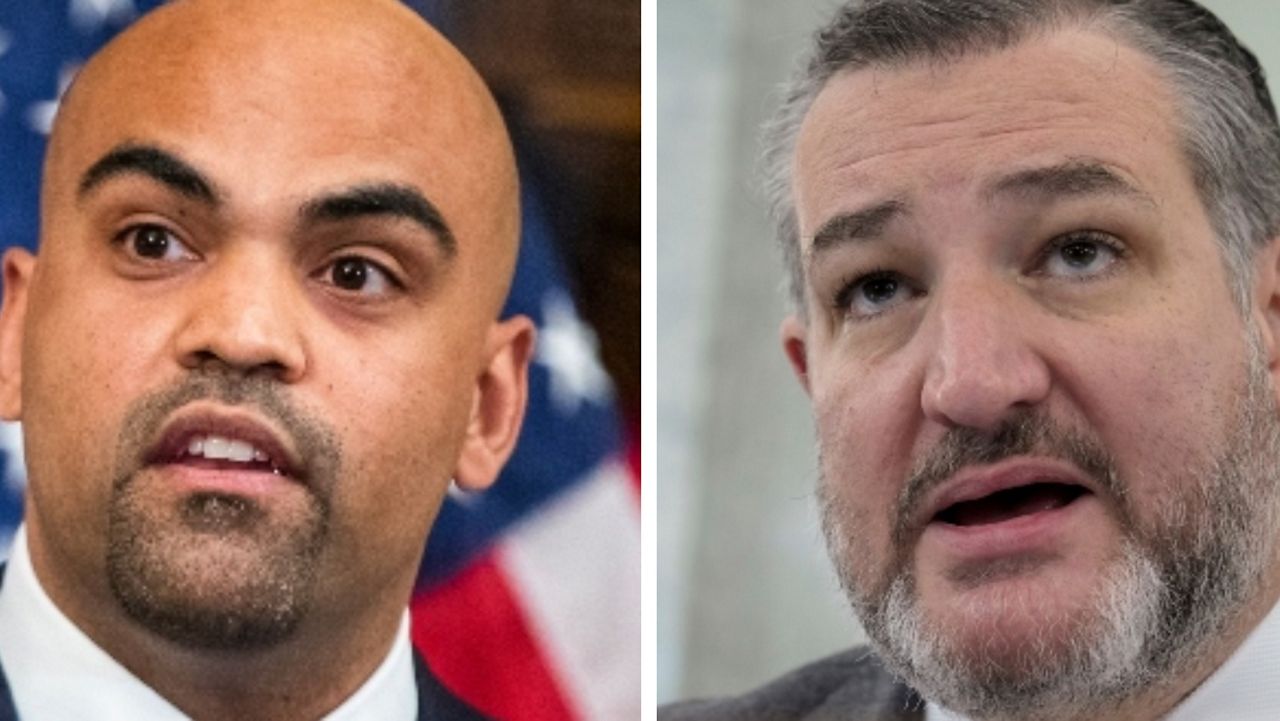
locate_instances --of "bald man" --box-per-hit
[0,0,533,719]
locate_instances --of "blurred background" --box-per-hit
[657,0,1280,706]
[436,0,640,424]
[0,2,638,720]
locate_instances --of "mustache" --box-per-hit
[891,411,1125,546]
[113,369,341,495]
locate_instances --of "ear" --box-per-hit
[453,315,536,492]
[0,249,35,421]
[780,314,812,397]
[1255,236,1280,376]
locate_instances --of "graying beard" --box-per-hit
[821,349,1280,720]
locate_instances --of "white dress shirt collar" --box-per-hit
[0,525,417,720]
[926,595,1280,721]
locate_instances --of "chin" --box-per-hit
[924,557,1115,661]
[927,590,1107,674]
[106,479,332,651]
[858,543,1166,721]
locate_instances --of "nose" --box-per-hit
[171,248,308,382]
[920,281,1051,431]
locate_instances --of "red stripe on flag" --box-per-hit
[410,554,577,721]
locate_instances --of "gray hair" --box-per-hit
[763,0,1280,312]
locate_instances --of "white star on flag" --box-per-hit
[27,63,81,135]
[534,290,612,415]
[0,422,24,495]
[70,0,137,33]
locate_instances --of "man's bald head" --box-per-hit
[0,4,536,713]
[44,0,520,315]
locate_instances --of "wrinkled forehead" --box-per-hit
[791,27,1186,238]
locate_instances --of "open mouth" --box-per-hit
[173,434,287,476]
[146,412,300,481]
[933,482,1088,527]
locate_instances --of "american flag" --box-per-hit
[0,2,640,719]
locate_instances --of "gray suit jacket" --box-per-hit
[661,648,925,721]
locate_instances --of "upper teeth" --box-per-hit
[187,435,270,464]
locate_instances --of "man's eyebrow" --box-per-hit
[810,199,907,255]
[78,143,219,204]
[984,160,1155,206]
[299,183,456,257]
[805,162,1152,266]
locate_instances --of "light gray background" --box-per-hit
[657,0,1280,705]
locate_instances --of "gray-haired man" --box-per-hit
[665,1,1280,719]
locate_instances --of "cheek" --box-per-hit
[24,282,137,435]
[25,256,176,416]
[317,337,477,547]
[811,364,915,584]
[1068,313,1249,505]
[17,285,168,569]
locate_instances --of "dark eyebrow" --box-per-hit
[805,161,1151,271]
[299,183,456,257]
[78,143,219,204]
[984,160,1154,206]
[810,199,907,256]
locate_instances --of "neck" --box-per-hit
[107,606,404,721]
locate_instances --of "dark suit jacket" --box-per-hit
[0,562,488,720]
[411,650,491,720]
[661,648,926,721]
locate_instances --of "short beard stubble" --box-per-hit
[107,370,341,651]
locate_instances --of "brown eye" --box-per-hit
[332,258,369,290]
[320,256,398,297]
[118,224,196,262]
[135,226,170,258]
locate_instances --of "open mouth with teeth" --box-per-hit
[179,435,286,476]
[146,413,299,482]
[933,483,1089,527]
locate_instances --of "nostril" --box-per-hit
[190,351,290,380]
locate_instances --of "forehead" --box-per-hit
[46,7,510,245]
[792,27,1188,238]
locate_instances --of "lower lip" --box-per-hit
[919,492,1098,559]
[148,463,298,498]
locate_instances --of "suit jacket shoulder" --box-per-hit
[413,650,491,721]
[660,647,925,721]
